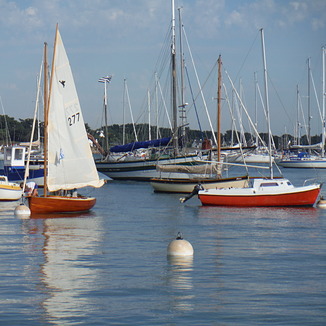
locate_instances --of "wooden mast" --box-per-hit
[43,41,48,197]
[44,24,59,196]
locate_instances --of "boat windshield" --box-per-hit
[260,182,279,187]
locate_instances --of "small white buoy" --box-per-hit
[167,232,194,257]
[316,196,326,208]
[14,203,31,218]
[317,200,326,208]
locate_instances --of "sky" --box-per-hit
[0,0,325,138]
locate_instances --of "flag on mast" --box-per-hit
[98,76,112,83]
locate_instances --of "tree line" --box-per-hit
[0,115,322,151]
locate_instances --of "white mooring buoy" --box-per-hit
[167,232,194,257]
[317,196,326,209]
[14,203,31,218]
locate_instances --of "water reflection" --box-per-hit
[29,211,96,219]
[197,205,320,221]
[21,215,104,325]
[167,255,194,312]
[0,201,21,217]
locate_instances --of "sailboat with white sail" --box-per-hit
[27,25,104,214]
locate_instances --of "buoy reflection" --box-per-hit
[167,255,194,311]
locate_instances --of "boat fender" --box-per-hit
[167,232,194,257]
[179,184,204,203]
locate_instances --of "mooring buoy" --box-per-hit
[167,232,194,257]
[14,203,31,218]
[317,196,326,209]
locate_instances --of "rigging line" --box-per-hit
[153,24,172,78]
[185,56,218,111]
[0,96,12,145]
[124,80,138,141]
[256,82,277,150]
[234,30,260,83]
[182,25,217,145]
[223,83,249,175]
[310,69,322,123]
[298,90,309,140]
[157,77,172,131]
[267,74,293,126]
[184,65,204,140]
[225,69,266,147]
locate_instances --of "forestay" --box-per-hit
[47,29,104,192]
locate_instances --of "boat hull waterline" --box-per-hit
[27,196,96,214]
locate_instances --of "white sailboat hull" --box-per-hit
[0,176,22,201]
[0,186,22,201]
[278,158,326,168]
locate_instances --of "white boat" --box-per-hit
[0,175,22,201]
[228,151,273,164]
[278,153,326,168]
[182,29,322,207]
[197,177,321,207]
[1,146,44,185]
[27,25,104,214]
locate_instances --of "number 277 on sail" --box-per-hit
[67,112,80,126]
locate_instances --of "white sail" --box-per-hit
[47,28,104,192]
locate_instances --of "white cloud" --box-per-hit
[311,18,324,31]
[1,2,42,28]
[225,10,246,28]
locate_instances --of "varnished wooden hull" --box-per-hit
[27,195,96,214]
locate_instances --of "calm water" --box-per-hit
[1,168,326,325]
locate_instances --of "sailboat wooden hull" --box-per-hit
[198,178,321,207]
[27,196,96,214]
